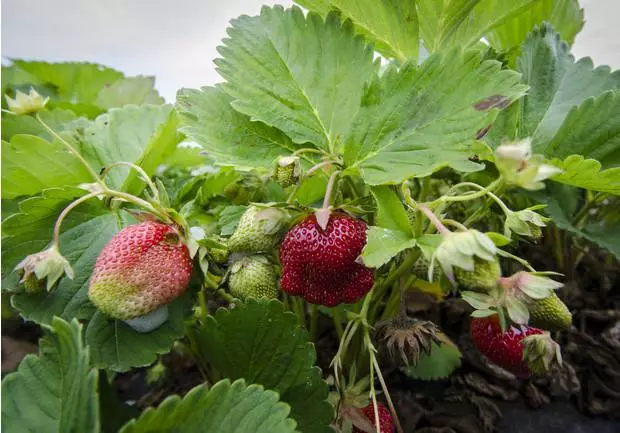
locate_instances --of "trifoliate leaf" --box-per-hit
[1,318,99,433]
[1,134,92,199]
[402,338,462,381]
[119,379,297,433]
[215,6,379,151]
[177,86,299,170]
[516,24,620,153]
[344,50,526,184]
[295,0,419,61]
[186,299,333,433]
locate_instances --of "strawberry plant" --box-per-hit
[2,1,619,432]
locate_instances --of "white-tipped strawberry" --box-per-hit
[88,221,192,332]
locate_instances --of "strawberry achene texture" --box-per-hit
[280,214,373,306]
[353,402,394,433]
[470,315,543,378]
[88,221,192,320]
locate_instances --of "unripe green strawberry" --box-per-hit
[228,255,279,300]
[273,156,301,188]
[227,206,287,253]
[454,257,501,293]
[529,292,572,331]
[412,258,441,282]
[407,208,416,228]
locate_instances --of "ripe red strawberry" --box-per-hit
[279,213,373,306]
[280,213,367,271]
[88,221,192,320]
[470,315,543,378]
[280,262,373,306]
[353,402,394,433]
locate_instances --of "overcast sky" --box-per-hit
[2,0,619,102]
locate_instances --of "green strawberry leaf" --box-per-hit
[1,108,79,141]
[417,0,480,52]
[119,379,298,433]
[81,104,180,195]
[543,91,620,168]
[95,76,165,108]
[177,86,298,170]
[85,294,190,372]
[295,0,419,62]
[401,339,462,381]
[12,60,124,105]
[219,205,249,236]
[535,184,620,258]
[516,24,620,154]
[186,299,333,433]
[371,186,411,234]
[486,0,584,51]
[550,155,620,195]
[215,6,378,151]
[1,318,99,433]
[362,226,417,268]
[1,134,92,199]
[362,186,416,267]
[344,50,526,184]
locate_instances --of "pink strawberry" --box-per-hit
[88,221,192,320]
[470,315,543,378]
[279,213,373,306]
[353,402,394,433]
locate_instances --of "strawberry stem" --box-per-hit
[370,349,404,433]
[100,161,159,200]
[418,205,451,236]
[52,191,102,250]
[36,113,105,187]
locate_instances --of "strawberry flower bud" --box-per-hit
[273,155,301,188]
[495,138,562,190]
[5,88,49,115]
[504,206,550,239]
[433,229,497,284]
[15,246,74,293]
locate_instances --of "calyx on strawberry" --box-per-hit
[470,315,561,378]
[88,221,192,331]
[279,213,373,306]
[227,206,288,253]
[227,255,279,300]
[352,402,394,433]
